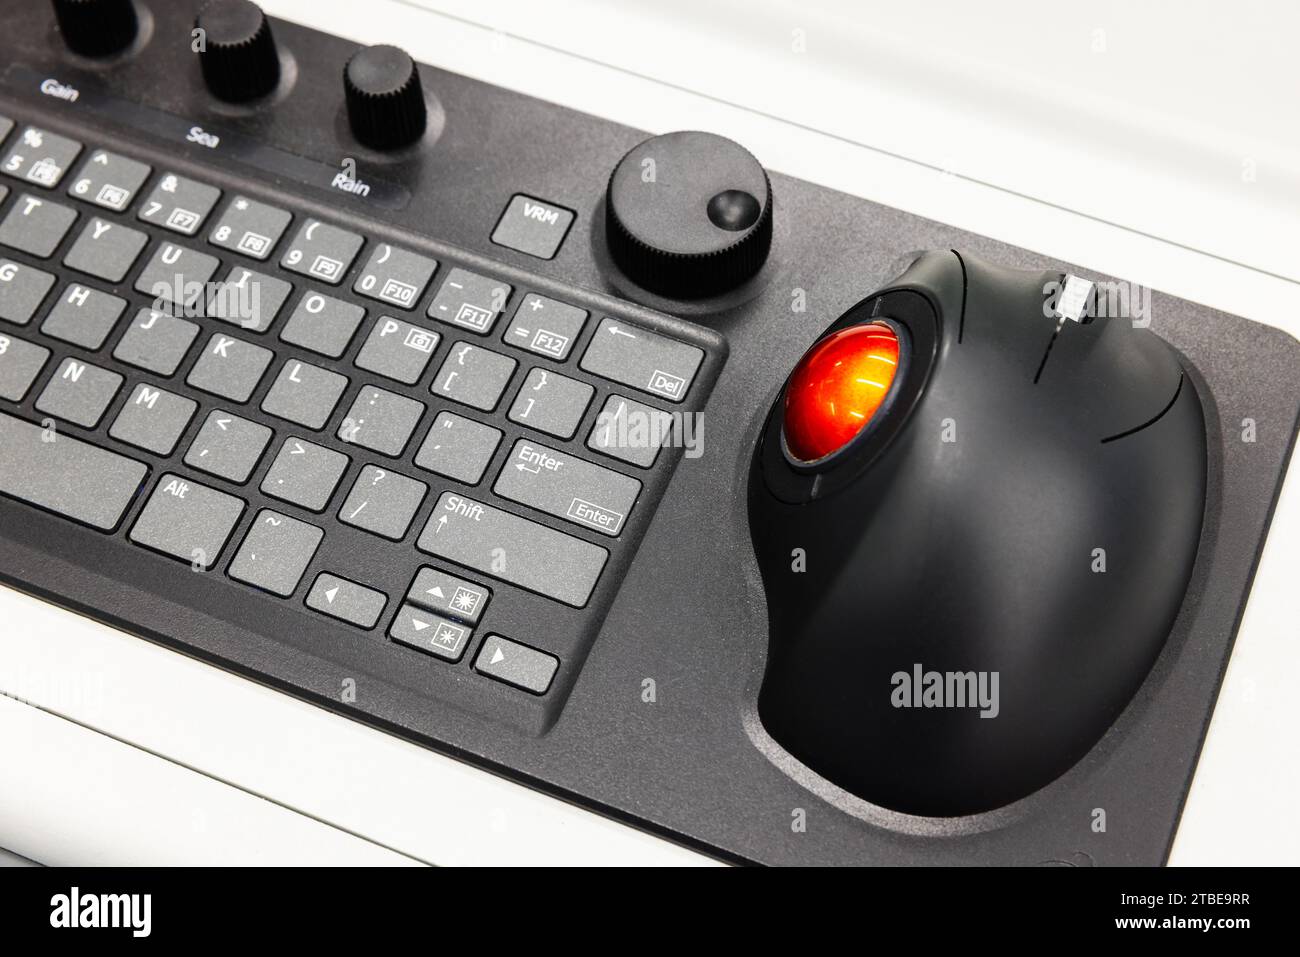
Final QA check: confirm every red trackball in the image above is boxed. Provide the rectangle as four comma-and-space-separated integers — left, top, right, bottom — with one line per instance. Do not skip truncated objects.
782, 321, 902, 463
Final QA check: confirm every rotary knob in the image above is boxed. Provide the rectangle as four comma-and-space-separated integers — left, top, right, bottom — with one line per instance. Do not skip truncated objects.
52, 0, 139, 57
344, 45, 427, 151
606, 131, 773, 299
195, 0, 281, 103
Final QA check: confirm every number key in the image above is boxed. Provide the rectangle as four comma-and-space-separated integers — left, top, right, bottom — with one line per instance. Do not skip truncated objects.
280, 219, 363, 285
209, 195, 292, 260
353, 242, 436, 310
66, 149, 151, 212
1, 126, 82, 189
137, 173, 221, 236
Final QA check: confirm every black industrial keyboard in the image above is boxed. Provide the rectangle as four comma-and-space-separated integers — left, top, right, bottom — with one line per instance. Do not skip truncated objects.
1, 0, 1295, 866
0, 102, 723, 707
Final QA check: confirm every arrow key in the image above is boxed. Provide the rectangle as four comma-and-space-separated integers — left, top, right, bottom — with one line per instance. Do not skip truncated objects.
406, 567, 491, 625
474, 635, 558, 694
306, 573, 387, 629
389, 603, 472, 661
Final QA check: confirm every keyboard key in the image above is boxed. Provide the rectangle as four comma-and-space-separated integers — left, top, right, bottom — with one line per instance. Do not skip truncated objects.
129, 473, 245, 568
209, 195, 291, 260
0, 116, 11, 145
134, 241, 220, 311
229, 510, 323, 597
108, 384, 197, 455
587, 394, 672, 468
389, 604, 472, 661
338, 465, 427, 540
0, 258, 56, 325
112, 308, 199, 375
0, 411, 146, 531
183, 410, 272, 483
260, 359, 347, 429
413, 411, 501, 484
137, 172, 220, 235
35, 357, 122, 427
427, 267, 511, 334
280, 218, 363, 285
337, 385, 424, 456
66, 149, 151, 212
63, 217, 148, 283
353, 242, 436, 309
206, 266, 292, 333
417, 493, 608, 608
494, 440, 641, 537
40, 283, 127, 349
503, 294, 588, 361
354, 316, 439, 384
0, 333, 50, 401
431, 341, 516, 411
491, 194, 574, 260
306, 573, 386, 628
1, 127, 82, 189
407, 567, 490, 626
186, 333, 273, 402
260, 437, 349, 512
507, 368, 593, 439
0, 193, 78, 257
280, 291, 365, 357
580, 318, 703, 403
474, 635, 558, 694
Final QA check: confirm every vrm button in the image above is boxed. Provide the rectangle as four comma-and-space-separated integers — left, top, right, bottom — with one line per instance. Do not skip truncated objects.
491, 194, 575, 260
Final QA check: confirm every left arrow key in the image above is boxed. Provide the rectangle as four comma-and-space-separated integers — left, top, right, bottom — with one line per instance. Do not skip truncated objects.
306, 573, 387, 629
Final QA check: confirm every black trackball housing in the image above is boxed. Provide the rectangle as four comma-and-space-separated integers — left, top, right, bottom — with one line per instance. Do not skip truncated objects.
750, 250, 1207, 817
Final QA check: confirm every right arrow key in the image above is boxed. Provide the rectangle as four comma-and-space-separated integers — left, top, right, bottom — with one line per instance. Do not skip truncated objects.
474, 635, 559, 695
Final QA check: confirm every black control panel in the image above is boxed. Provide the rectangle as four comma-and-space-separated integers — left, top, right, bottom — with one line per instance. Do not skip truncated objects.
0, 1, 1296, 865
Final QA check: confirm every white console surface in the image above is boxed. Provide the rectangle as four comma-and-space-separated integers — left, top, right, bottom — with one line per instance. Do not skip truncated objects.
1, 0, 1295, 865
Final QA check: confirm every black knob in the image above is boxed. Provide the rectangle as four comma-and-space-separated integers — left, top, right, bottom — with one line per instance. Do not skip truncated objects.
195, 0, 281, 103
52, 0, 139, 57
344, 45, 427, 151
606, 131, 773, 298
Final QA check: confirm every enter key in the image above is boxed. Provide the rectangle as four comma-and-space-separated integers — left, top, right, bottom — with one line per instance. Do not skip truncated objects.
493, 439, 641, 537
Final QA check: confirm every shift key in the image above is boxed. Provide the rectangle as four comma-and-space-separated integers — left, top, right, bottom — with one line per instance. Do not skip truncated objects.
579, 318, 703, 402
494, 440, 640, 537
417, 493, 607, 608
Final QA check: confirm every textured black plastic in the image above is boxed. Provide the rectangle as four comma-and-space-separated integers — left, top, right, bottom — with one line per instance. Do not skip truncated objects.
606, 131, 773, 298
753, 251, 1207, 816
0, 0, 1296, 865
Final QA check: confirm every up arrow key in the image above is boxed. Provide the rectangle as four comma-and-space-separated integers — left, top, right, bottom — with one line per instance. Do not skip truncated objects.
428, 586, 445, 599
